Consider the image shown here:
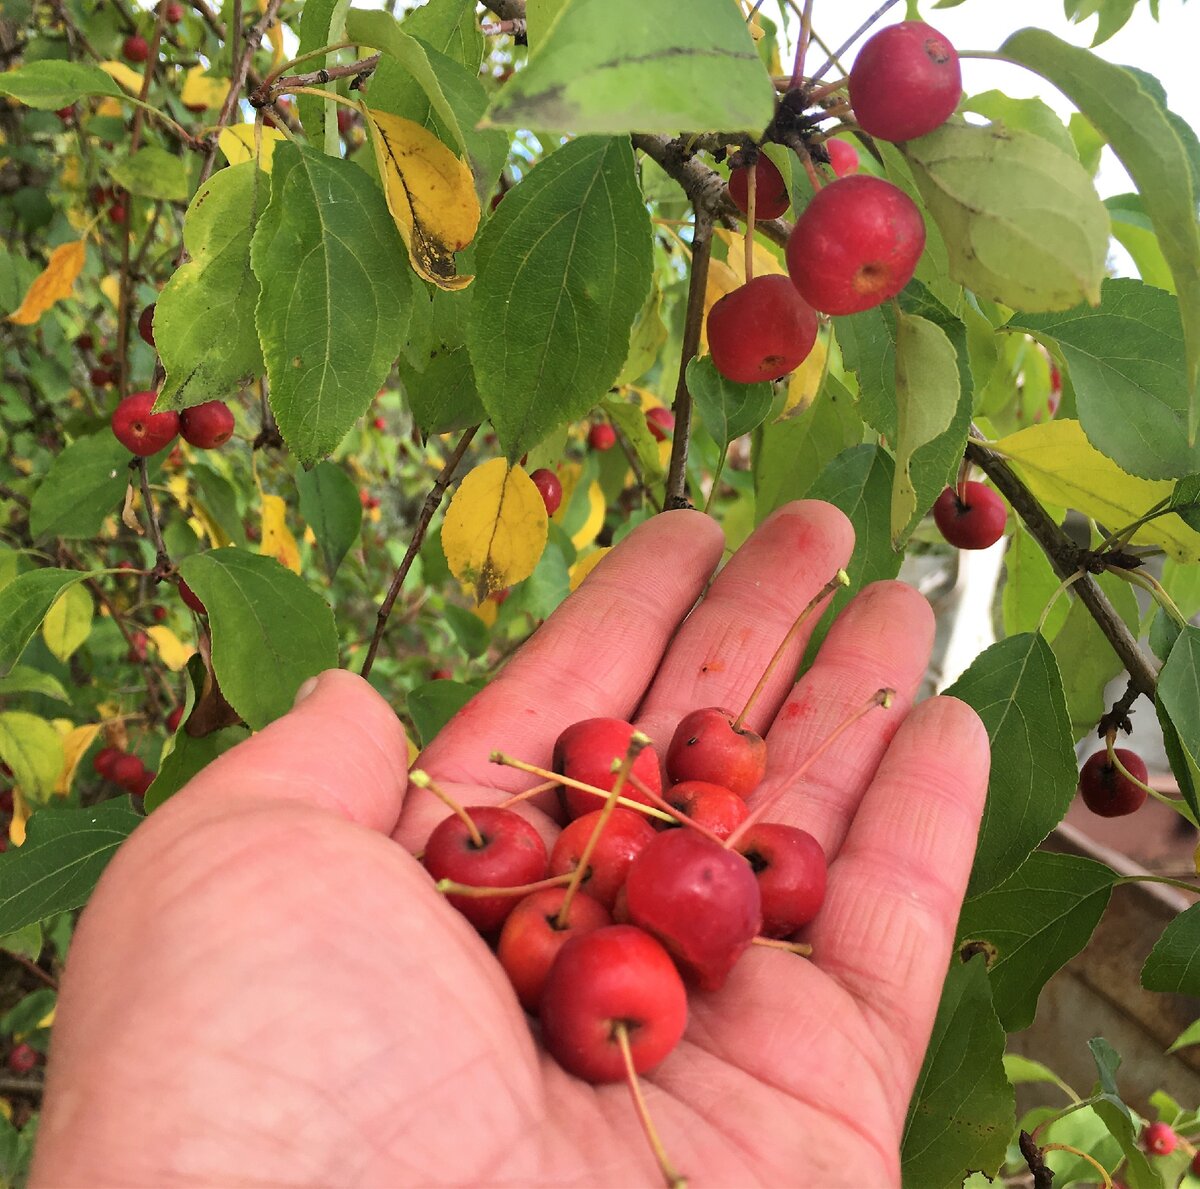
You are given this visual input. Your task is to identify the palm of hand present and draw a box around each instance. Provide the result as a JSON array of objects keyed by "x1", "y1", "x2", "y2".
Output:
[{"x1": 33, "y1": 504, "x2": 988, "y2": 1188}]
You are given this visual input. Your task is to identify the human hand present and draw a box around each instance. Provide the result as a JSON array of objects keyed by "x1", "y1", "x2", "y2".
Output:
[{"x1": 32, "y1": 501, "x2": 989, "y2": 1187}]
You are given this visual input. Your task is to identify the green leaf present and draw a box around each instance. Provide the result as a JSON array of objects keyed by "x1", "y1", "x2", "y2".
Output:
[
  {"x1": 467, "y1": 136, "x2": 652, "y2": 460},
  {"x1": 295, "y1": 461, "x2": 362, "y2": 579},
  {"x1": 0, "y1": 568, "x2": 95, "y2": 675},
  {"x1": 804, "y1": 445, "x2": 901, "y2": 657},
  {"x1": 957, "y1": 851, "x2": 1115, "y2": 1030},
  {"x1": 156, "y1": 161, "x2": 265, "y2": 410},
  {"x1": 41, "y1": 583, "x2": 92, "y2": 664},
  {"x1": 0, "y1": 61, "x2": 123, "y2": 109},
  {"x1": 28, "y1": 431, "x2": 132, "y2": 540},
  {"x1": 145, "y1": 723, "x2": 250, "y2": 813},
  {"x1": 443, "y1": 603, "x2": 489, "y2": 659},
  {"x1": 1002, "y1": 523, "x2": 1069, "y2": 640},
  {"x1": 893, "y1": 312, "x2": 960, "y2": 545},
  {"x1": 1050, "y1": 571, "x2": 1140, "y2": 737},
  {"x1": 1142, "y1": 900, "x2": 1200, "y2": 995},
  {"x1": 900, "y1": 119, "x2": 1109, "y2": 312},
  {"x1": 109, "y1": 146, "x2": 189, "y2": 202},
  {"x1": 1010, "y1": 280, "x2": 1198, "y2": 480},
  {"x1": 686, "y1": 355, "x2": 773, "y2": 452},
  {"x1": 1002, "y1": 29, "x2": 1200, "y2": 424},
  {"x1": 401, "y1": 0, "x2": 483, "y2": 69},
  {"x1": 753, "y1": 373, "x2": 863, "y2": 523},
  {"x1": 483, "y1": 0, "x2": 775, "y2": 134},
  {"x1": 251, "y1": 144, "x2": 411, "y2": 465},
  {"x1": 945, "y1": 634, "x2": 1078, "y2": 896},
  {"x1": 0, "y1": 667, "x2": 69, "y2": 703},
  {"x1": 1107, "y1": 194, "x2": 1174, "y2": 292},
  {"x1": 1157, "y1": 626, "x2": 1200, "y2": 820},
  {"x1": 407, "y1": 680, "x2": 477, "y2": 748},
  {"x1": 294, "y1": 0, "x2": 351, "y2": 154},
  {"x1": 1088, "y1": 1039, "x2": 1159, "y2": 1189},
  {"x1": 961, "y1": 90, "x2": 1077, "y2": 158},
  {"x1": 191, "y1": 464, "x2": 247, "y2": 549},
  {"x1": 0, "y1": 800, "x2": 142, "y2": 934},
  {"x1": 177, "y1": 550, "x2": 338, "y2": 730},
  {"x1": 398, "y1": 287, "x2": 483, "y2": 434},
  {"x1": 1168, "y1": 1017, "x2": 1200, "y2": 1053},
  {"x1": 0, "y1": 922, "x2": 43, "y2": 963},
  {"x1": 0, "y1": 713, "x2": 63, "y2": 802},
  {"x1": 901, "y1": 957, "x2": 1014, "y2": 1189},
  {"x1": 601, "y1": 398, "x2": 664, "y2": 482},
  {"x1": 1158, "y1": 695, "x2": 1200, "y2": 823},
  {"x1": 616, "y1": 283, "x2": 668, "y2": 387}
]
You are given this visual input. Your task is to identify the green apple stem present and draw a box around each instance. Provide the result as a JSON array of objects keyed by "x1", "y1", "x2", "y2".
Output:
[
  {"x1": 732, "y1": 568, "x2": 851, "y2": 732},
  {"x1": 613, "y1": 1022, "x2": 688, "y2": 1189},
  {"x1": 490, "y1": 752, "x2": 673, "y2": 823},
  {"x1": 555, "y1": 733, "x2": 649, "y2": 928},
  {"x1": 436, "y1": 871, "x2": 572, "y2": 899},
  {"x1": 409, "y1": 769, "x2": 483, "y2": 849},
  {"x1": 726, "y1": 687, "x2": 894, "y2": 850},
  {"x1": 752, "y1": 936, "x2": 813, "y2": 957}
]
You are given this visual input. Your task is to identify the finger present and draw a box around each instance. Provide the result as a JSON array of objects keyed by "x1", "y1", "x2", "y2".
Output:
[
  {"x1": 635, "y1": 501, "x2": 854, "y2": 748},
  {"x1": 172, "y1": 669, "x2": 410, "y2": 835},
  {"x1": 397, "y1": 510, "x2": 724, "y2": 842},
  {"x1": 753, "y1": 580, "x2": 935, "y2": 859},
  {"x1": 810, "y1": 695, "x2": 990, "y2": 1125}
]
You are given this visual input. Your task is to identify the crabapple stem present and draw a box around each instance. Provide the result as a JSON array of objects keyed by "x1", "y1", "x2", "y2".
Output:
[
  {"x1": 732, "y1": 568, "x2": 851, "y2": 732},
  {"x1": 555, "y1": 734, "x2": 648, "y2": 928},
  {"x1": 496, "y1": 779, "x2": 559, "y2": 808},
  {"x1": 626, "y1": 774, "x2": 728, "y2": 847},
  {"x1": 409, "y1": 769, "x2": 483, "y2": 849},
  {"x1": 805, "y1": 77, "x2": 849, "y2": 105},
  {"x1": 613, "y1": 1022, "x2": 688, "y2": 1189},
  {"x1": 435, "y1": 871, "x2": 573, "y2": 899},
  {"x1": 726, "y1": 687, "x2": 894, "y2": 850},
  {"x1": 1036, "y1": 568, "x2": 1087, "y2": 634},
  {"x1": 744, "y1": 159, "x2": 756, "y2": 282},
  {"x1": 752, "y1": 936, "x2": 813, "y2": 957},
  {"x1": 489, "y1": 752, "x2": 674, "y2": 823},
  {"x1": 1104, "y1": 736, "x2": 1160, "y2": 802}
]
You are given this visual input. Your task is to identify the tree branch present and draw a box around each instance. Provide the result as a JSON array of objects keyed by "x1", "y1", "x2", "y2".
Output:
[
  {"x1": 966, "y1": 437, "x2": 1160, "y2": 699},
  {"x1": 360, "y1": 426, "x2": 480, "y2": 679}
]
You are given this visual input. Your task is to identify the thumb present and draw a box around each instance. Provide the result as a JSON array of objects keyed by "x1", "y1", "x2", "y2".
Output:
[{"x1": 175, "y1": 668, "x2": 410, "y2": 834}]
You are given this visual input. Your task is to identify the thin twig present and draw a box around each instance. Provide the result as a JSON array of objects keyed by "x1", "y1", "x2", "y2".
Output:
[
  {"x1": 4, "y1": 951, "x2": 57, "y2": 991},
  {"x1": 251, "y1": 53, "x2": 381, "y2": 106},
  {"x1": 360, "y1": 426, "x2": 480, "y2": 678},
  {"x1": 664, "y1": 208, "x2": 714, "y2": 510},
  {"x1": 965, "y1": 437, "x2": 1159, "y2": 698},
  {"x1": 1019, "y1": 1130, "x2": 1054, "y2": 1189},
  {"x1": 137, "y1": 459, "x2": 170, "y2": 573},
  {"x1": 810, "y1": 0, "x2": 903, "y2": 82}
]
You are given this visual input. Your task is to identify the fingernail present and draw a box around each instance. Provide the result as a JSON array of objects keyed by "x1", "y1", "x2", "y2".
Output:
[{"x1": 292, "y1": 675, "x2": 320, "y2": 708}]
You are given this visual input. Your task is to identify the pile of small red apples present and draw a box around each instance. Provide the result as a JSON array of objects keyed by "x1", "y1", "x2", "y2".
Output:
[
  {"x1": 108, "y1": 304, "x2": 236, "y2": 457},
  {"x1": 415, "y1": 571, "x2": 884, "y2": 1184}
]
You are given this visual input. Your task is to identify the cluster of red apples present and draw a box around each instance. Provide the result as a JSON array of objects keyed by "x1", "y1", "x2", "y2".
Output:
[
  {"x1": 710, "y1": 22, "x2": 1012, "y2": 554},
  {"x1": 109, "y1": 304, "x2": 235, "y2": 457},
  {"x1": 414, "y1": 572, "x2": 884, "y2": 1183}
]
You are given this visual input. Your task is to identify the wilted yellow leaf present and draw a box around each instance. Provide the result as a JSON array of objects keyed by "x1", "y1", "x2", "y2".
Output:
[
  {"x1": 363, "y1": 107, "x2": 479, "y2": 292},
  {"x1": 781, "y1": 336, "x2": 829, "y2": 417},
  {"x1": 182, "y1": 66, "x2": 227, "y2": 111},
  {"x1": 569, "y1": 548, "x2": 610, "y2": 591},
  {"x1": 472, "y1": 598, "x2": 499, "y2": 628},
  {"x1": 60, "y1": 155, "x2": 81, "y2": 188},
  {"x1": 443, "y1": 459, "x2": 548, "y2": 602},
  {"x1": 9, "y1": 787, "x2": 28, "y2": 847},
  {"x1": 146, "y1": 624, "x2": 196, "y2": 671},
  {"x1": 701, "y1": 257, "x2": 740, "y2": 353},
  {"x1": 219, "y1": 124, "x2": 284, "y2": 171},
  {"x1": 94, "y1": 97, "x2": 123, "y2": 118},
  {"x1": 260, "y1": 0, "x2": 285, "y2": 66},
  {"x1": 260, "y1": 493, "x2": 301, "y2": 573},
  {"x1": 55, "y1": 723, "x2": 102, "y2": 796},
  {"x1": 716, "y1": 227, "x2": 786, "y2": 285},
  {"x1": 100, "y1": 274, "x2": 121, "y2": 308},
  {"x1": 100, "y1": 60, "x2": 144, "y2": 94},
  {"x1": 995, "y1": 420, "x2": 1200, "y2": 562},
  {"x1": 555, "y1": 463, "x2": 606, "y2": 550},
  {"x1": 8, "y1": 239, "x2": 86, "y2": 326}
]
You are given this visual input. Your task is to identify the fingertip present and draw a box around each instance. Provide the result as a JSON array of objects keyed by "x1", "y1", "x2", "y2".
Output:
[{"x1": 760, "y1": 499, "x2": 855, "y2": 564}]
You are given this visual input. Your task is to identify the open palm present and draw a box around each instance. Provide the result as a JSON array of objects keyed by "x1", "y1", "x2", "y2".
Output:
[{"x1": 33, "y1": 501, "x2": 988, "y2": 1188}]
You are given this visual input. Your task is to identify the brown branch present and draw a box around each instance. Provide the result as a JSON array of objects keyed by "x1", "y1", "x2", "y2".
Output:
[
  {"x1": 664, "y1": 209, "x2": 714, "y2": 510},
  {"x1": 5, "y1": 951, "x2": 57, "y2": 991},
  {"x1": 360, "y1": 426, "x2": 480, "y2": 679},
  {"x1": 251, "y1": 53, "x2": 381, "y2": 106},
  {"x1": 0, "y1": 1074, "x2": 43, "y2": 1098},
  {"x1": 480, "y1": 0, "x2": 526, "y2": 19},
  {"x1": 137, "y1": 458, "x2": 170, "y2": 574},
  {"x1": 1018, "y1": 1130, "x2": 1054, "y2": 1189},
  {"x1": 965, "y1": 437, "x2": 1159, "y2": 699},
  {"x1": 611, "y1": 420, "x2": 663, "y2": 514}
]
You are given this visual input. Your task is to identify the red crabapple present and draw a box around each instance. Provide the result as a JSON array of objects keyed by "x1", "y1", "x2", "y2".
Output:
[{"x1": 707, "y1": 275, "x2": 818, "y2": 385}]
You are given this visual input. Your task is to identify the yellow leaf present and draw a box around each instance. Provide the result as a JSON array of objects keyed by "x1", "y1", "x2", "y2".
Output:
[
  {"x1": 35, "y1": 1005, "x2": 56, "y2": 1030},
  {"x1": 100, "y1": 275, "x2": 121, "y2": 308},
  {"x1": 406, "y1": 736, "x2": 419, "y2": 768},
  {"x1": 715, "y1": 226, "x2": 786, "y2": 285},
  {"x1": 363, "y1": 107, "x2": 479, "y2": 292},
  {"x1": 260, "y1": 0, "x2": 285, "y2": 66},
  {"x1": 260, "y1": 493, "x2": 301, "y2": 573},
  {"x1": 554, "y1": 463, "x2": 607, "y2": 550},
  {"x1": 0, "y1": 1100, "x2": 11, "y2": 1122},
  {"x1": 94, "y1": 97, "x2": 123, "y2": 118},
  {"x1": 701, "y1": 258, "x2": 740, "y2": 353},
  {"x1": 42, "y1": 583, "x2": 93, "y2": 662},
  {"x1": 781, "y1": 336, "x2": 829, "y2": 417},
  {"x1": 9, "y1": 787, "x2": 28, "y2": 847},
  {"x1": 472, "y1": 598, "x2": 499, "y2": 628},
  {"x1": 443, "y1": 460, "x2": 548, "y2": 602},
  {"x1": 181, "y1": 66, "x2": 228, "y2": 111},
  {"x1": 569, "y1": 548, "x2": 610, "y2": 591},
  {"x1": 994, "y1": 420, "x2": 1200, "y2": 562},
  {"x1": 7, "y1": 240, "x2": 87, "y2": 326},
  {"x1": 146, "y1": 625, "x2": 196, "y2": 671},
  {"x1": 218, "y1": 124, "x2": 285, "y2": 172},
  {"x1": 55, "y1": 723, "x2": 101, "y2": 796},
  {"x1": 60, "y1": 155, "x2": 81, "y2": 188},
  {"x1": 100, "y1": 60, "x2": 144, "y2": 94}
]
